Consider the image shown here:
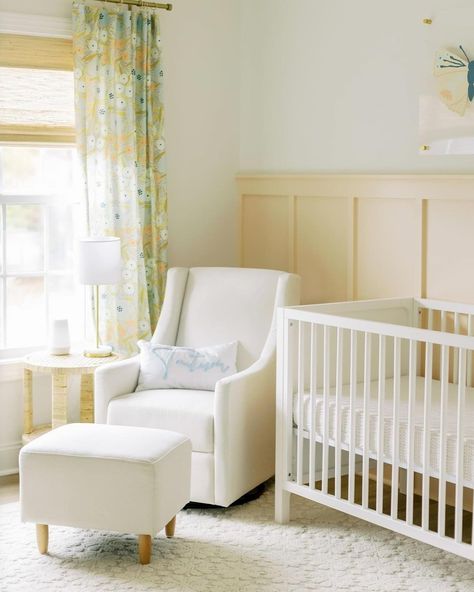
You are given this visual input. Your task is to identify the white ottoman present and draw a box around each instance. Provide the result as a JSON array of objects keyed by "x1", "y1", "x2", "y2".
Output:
[{"x1": 20, "y1": 423, "x2": 191, "y2": 564}]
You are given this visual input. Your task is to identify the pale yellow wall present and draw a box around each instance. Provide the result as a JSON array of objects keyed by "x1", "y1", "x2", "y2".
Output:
[
  {"x1": 161, "y1": 0, "x2": 239, "y2": 267},
  {"x1": 238, "y1": 175, "x2": 474, "y2": 305}
]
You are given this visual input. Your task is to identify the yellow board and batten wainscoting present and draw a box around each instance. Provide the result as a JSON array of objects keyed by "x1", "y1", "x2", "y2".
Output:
[{"x1": 238, "y1": 175, "x2": 474, "y2": 305}]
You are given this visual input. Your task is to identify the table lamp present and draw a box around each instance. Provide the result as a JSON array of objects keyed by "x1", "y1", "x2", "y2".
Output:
[{"x1": 78, "y1": 236, "x2": 121, "y2": 358}]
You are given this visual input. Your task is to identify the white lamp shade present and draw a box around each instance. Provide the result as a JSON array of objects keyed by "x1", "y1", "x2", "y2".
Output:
[{"x1": 78, "y1": 237, "x2": 121, "y2": 285}]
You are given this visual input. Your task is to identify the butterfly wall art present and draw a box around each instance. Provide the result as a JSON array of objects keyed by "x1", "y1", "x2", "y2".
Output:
[{"x1": 435, "y1": 45, "x2": 474, "y2": 116}]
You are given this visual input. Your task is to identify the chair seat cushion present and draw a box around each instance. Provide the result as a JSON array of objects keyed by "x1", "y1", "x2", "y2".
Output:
[{"x1": 107, "y1": 389, "x2": 215, "y2": 453}]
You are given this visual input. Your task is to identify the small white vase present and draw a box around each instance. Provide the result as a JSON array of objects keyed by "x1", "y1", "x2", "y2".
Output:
[{"x1": 49, "y1": 319, "x2": 71, "y2": 355}]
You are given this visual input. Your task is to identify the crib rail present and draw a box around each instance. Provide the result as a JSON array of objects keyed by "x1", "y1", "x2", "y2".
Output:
[{"x1": 276, "y1": 299, "x2": 474, "y2": 560}]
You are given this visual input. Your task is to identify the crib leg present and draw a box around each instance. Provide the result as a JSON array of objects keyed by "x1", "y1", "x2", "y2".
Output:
[{"x1": 275, "y1": 488, "x2": 291, "y2": 523}]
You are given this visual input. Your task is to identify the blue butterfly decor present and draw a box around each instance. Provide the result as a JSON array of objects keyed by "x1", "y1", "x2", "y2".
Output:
[{"x1": 435, "y1": 45, "x2": 474, "y2": 115}]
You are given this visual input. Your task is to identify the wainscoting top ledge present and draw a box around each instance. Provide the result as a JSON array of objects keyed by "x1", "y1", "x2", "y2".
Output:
[
  {"x1": 237, "y1": 173, "x2": 474, "y2": 180},
  {"x1": 237, "y1": 173, "x2": 474, "y2": 200}
]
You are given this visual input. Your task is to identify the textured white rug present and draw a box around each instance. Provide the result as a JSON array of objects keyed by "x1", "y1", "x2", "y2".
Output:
[{"x1": 1, "y1": 483, "x2": 474, "y2": 592}]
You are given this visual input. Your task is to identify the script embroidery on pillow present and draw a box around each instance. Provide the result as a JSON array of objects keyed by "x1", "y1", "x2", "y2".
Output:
[{"x1": 136, "y1": 341, "x2": 238, "y2": 391}]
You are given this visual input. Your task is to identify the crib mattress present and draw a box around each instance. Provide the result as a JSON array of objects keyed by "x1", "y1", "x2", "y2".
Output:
[{"x1": 292, "y1": 376, "x2": 474, "y2": 484}]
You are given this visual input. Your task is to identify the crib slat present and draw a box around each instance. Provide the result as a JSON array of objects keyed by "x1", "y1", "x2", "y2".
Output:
[
  {"x1": 296, "y1": 321, "x2": 304, "y2": 486},
  {"x1": 406, "y1": 339, "x2": 417, "y2": 526},
  {"x1": 391, "y1": 337, "x2": 401, "y2": 520},
  {"x1": 362, "y1": 332, "x2": 372, "y2": 510},
  {"x1": 422, "y1": 342, "x2": 433, "y2": 531},
  {"x1": 335, "y1": 328, "x2": 343, "y2": 499},
  {"x1": 455, "y1": 348, "x2": 467, "y2": 544},
  {"x1": 438, "y1": 344, "x2": 449, "y2": 538},
  {"x1": 322, "y1": 326, "x2": 330, "y2": 495},
  {"x1": 349, "y1": 330, "x2": 357, "y2": 504},
  {"x1": 309, "y1": 324, "x2": 317, "y2": 490},
  {"x1": 376, "y1": 335, "x2": 386, "y2": 514}
]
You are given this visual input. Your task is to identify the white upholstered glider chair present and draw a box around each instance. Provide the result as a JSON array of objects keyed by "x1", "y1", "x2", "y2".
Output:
[{"x1": 94, "y1": 267, "x2": 300, "y2": 507}]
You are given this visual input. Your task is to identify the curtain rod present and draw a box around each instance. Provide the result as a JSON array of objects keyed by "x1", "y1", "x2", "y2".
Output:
[{"x1": 101, "y1": 0, "x2": 172, "y2": 10}]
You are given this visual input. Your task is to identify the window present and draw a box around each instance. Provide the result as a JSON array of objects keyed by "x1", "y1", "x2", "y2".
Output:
[
  {"x1": 0, "y1": 34, "x2": 84, "y2": 356},
  {"x1": 0, "y1": 146, "x2": 84, "y2": 353}
]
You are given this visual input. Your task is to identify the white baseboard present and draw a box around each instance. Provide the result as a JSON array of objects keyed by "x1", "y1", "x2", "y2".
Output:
[{"x1": 0, "y1": 441, "x2": 22, "y2": 476}]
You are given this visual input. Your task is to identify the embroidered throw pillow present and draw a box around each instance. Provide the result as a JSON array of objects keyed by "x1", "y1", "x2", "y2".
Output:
[{"x1": 135, "y1": 340, "x2": 239, "y2": 392}]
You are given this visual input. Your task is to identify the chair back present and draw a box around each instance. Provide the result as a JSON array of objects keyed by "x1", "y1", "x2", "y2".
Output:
[{"x1": 154, "y1": 267, "x2": 299, "y2": 371}]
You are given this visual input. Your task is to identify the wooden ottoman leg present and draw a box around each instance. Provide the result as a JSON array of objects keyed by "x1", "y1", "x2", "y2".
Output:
[
  {"x1": 138, "y1": 534, "x2": 151, "y2": 564},
  {"x1": 165, "y1": 515, "x2": 176, "y2": 538},
  {"x1": 36, "y1": 524, "x2": 49, "y2": 554}
]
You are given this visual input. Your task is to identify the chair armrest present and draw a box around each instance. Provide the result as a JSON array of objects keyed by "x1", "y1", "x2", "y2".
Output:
[
  {"x1": 215, "y1": 355, "x2": 273, "y2": 400},
  {"x1": 214, "y1": 354, "x2": 276, "y2": 506},
  {"x1": 94, "y1": 355, "x2": 140, "y2": 424}
]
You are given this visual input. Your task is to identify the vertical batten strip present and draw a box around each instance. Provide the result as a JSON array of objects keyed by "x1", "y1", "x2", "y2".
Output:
[
  {"x1": 346, "y1": 197, "x2": 355, "y2": 301},
  {"x1": 438, "y1": 344, "x2": 449, "y2": 538},
  {"x1": 309, "y1": 324, "x2": 317, "y2": 490},
  {"x1": 441, "y1": 311, "x2": 447, "y2": 332},
  {"x1": 422, "y1": 342, "x2": 433, "y2": 531},
  {"x1": 288, "y1": 195, "x2": 295, "y2": 273},
  {"x1": 418, "y1": 198, "x2": 427, "y2": 299},
  {"x1": 335, "y1": 328, "x2": 343, "y2": 499},
  {"x1": 427, "y1": 308, "x2": 433, "y2": 331},
  {"x1": 406, "y1": 340, "x2": 417, "y2": 526},
  {"x1": 391, "y1": 337, "x2": 401, "y2": 520},
  {"x1": 349, "y1": 329, "x2": 357, "y2": 504},
  {"x1": 453, "y1": 313, "x2": 460, "y2": 384},
  {"x1": 468, "y1": 315, "x2": 473, "y2": 388},
  {"x1": 455, "y1": 348, "x2": 467, "y2": 544},
  {"x1": 352, "y1": 197, "x2": 359, "y2": 301},
  {"x1": 322, "y1": 325, "x2": 330, "y2": 495},
  {"x1": 362, "y1": 332, "x2": 372, "y2": 510},
  {"x1": 296, "y1": 321, "x2": 304, "y2": 486},
  {"x1": 376, "y1": 335, "x2": 386, "y2": 514}
]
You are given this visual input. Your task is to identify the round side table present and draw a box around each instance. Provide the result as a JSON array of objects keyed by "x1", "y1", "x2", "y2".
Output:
[{"x1": 22, "y1": 351, "x2": 120, "y2": 444}]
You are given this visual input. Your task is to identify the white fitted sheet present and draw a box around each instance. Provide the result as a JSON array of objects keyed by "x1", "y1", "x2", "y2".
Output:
[{"x1": 292, "y1": 376, "x2": 474, "y2": 484}]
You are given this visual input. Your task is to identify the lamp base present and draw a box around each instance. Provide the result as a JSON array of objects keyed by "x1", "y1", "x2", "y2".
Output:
[{"x1": 83, "y1": 345, "x2": 113, "y2": 358}]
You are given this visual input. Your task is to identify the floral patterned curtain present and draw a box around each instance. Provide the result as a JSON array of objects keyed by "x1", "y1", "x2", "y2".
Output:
[{"x1": 72, "y1": 0, "x2": 167, "y2": 354}]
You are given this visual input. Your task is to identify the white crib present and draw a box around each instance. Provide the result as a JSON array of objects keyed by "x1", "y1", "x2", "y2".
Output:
[{"x1": 275, "y1": 297, "x2": 474, "y2": 560}]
